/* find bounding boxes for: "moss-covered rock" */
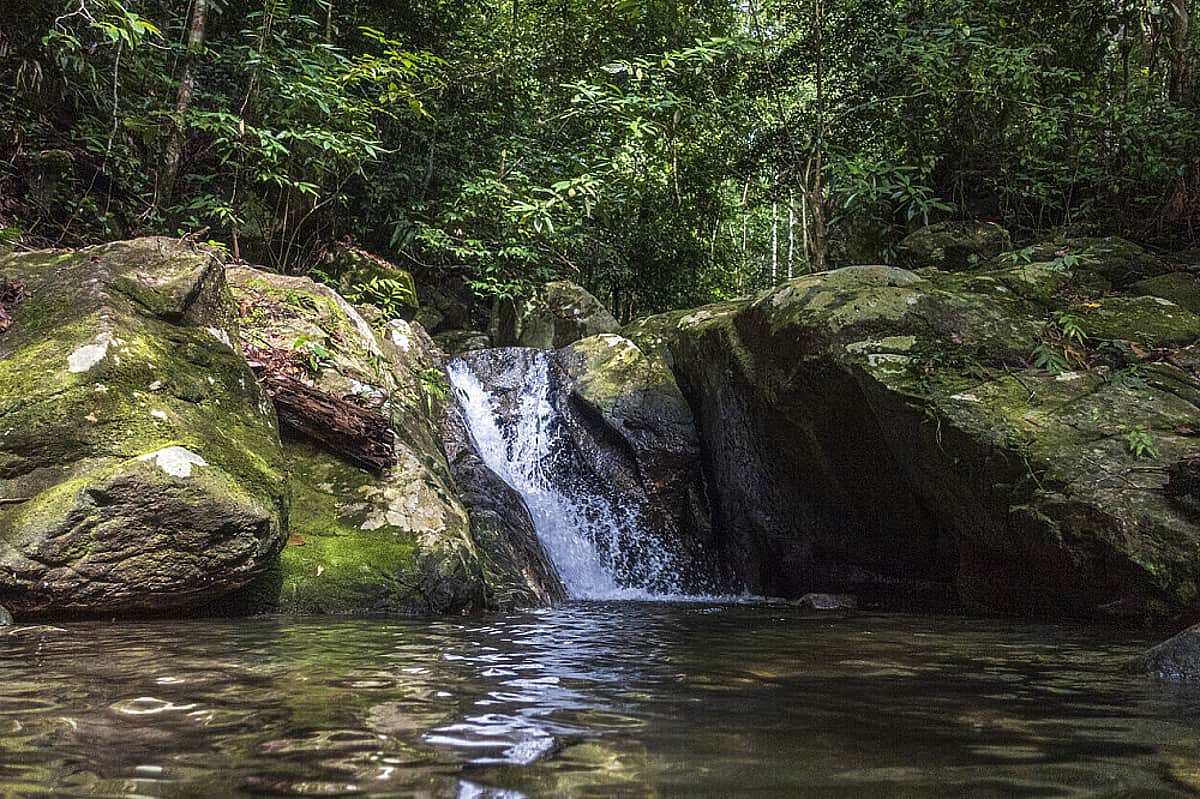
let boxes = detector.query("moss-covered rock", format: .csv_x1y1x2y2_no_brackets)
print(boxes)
553,334,725,592
316,245,418,321
896,221,1012,271
226,266,487,615
0,239,287,618
1132,272,1200,315
1011,236,1173,288
492,280,620,349
627,258,1200,621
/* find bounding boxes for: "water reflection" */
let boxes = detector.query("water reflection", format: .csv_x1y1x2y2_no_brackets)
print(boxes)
0,603,1198,797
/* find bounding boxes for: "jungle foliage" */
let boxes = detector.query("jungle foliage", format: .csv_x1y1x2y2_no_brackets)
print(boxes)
1,0,1197,318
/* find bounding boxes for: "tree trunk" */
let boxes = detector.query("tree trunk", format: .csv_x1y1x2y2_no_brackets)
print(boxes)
810,0,828,271
787,190,795,279
160,0,207,204
1168,0,1191,102
258,372,397,472
771,189,779,284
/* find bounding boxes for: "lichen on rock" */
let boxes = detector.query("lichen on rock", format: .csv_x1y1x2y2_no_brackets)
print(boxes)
0,238,287,618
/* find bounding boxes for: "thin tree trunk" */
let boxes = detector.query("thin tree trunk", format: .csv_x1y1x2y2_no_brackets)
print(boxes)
771,191,778,283
810,0,828,271
787,190,795,279
160,0,207,204
1169,0,1191,102
800,186,811,268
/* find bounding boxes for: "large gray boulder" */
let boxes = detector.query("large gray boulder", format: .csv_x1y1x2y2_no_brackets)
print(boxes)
451,340,725,596
626,257,1200,619
0,239,288,618
492,281,619,349
226,266,485,615
554,334,723,590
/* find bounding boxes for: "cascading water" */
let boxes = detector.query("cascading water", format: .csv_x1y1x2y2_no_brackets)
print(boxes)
448,351,694,600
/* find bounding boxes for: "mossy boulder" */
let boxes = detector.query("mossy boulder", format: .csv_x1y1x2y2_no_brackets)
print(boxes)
1132,272,1200,315
1011,236,1173,288
896,221,1012,271
626,259,1200,620
0,239,287,618
317,245,418,321
227,266,484,615
492,280,620,349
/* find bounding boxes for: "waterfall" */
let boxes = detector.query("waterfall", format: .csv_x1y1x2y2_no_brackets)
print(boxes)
447,351,695,601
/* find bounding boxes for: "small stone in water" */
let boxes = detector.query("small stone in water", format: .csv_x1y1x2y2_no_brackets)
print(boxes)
0,606,12,626
792,593,858,611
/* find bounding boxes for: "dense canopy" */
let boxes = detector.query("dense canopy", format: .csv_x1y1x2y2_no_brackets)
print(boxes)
2,0,1197,317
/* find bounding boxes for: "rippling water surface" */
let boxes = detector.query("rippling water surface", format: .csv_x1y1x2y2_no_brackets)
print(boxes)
3,602,1200,797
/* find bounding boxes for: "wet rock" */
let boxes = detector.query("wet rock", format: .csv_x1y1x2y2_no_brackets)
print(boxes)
896,221,1011,271
792,593,858,611
0,239,287,618
226,267,485,615
625,257,1200,619
553,334,726,591
1137,625,1200,682
0,606,12,626
492,281,619,349
453,344,726,595
442,398,565,609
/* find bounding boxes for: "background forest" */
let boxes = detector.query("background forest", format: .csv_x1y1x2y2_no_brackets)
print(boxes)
1,0,1197,319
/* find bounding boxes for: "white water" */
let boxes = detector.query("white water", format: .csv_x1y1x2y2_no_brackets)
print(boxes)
448,353,704,601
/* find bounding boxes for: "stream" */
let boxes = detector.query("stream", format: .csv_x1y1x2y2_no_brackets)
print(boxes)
3,602,1200,797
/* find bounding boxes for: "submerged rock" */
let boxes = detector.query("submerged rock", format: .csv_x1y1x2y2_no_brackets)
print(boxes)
492,280,619,349
0,239,287,617
626,256,1200,619
0,606,12,626
792,593,858,611
896,221,1012,271
1137,625,1200,682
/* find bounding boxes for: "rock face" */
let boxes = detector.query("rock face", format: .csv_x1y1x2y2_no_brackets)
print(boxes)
1137,625,1200,682
0,239,288,617
451,340,724,595
492,281,620,349
896,221,1012,271
434,329,491,355
626,255,1200,619
442,401,565,609
227,266,484,615
554,334,723,589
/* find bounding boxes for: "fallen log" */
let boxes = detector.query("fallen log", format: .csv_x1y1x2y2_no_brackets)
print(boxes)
257,371,396,472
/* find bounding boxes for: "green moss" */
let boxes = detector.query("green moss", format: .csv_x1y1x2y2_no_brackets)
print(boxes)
1076,296,1200,348
275,440,479,616
1132,272,1200,314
